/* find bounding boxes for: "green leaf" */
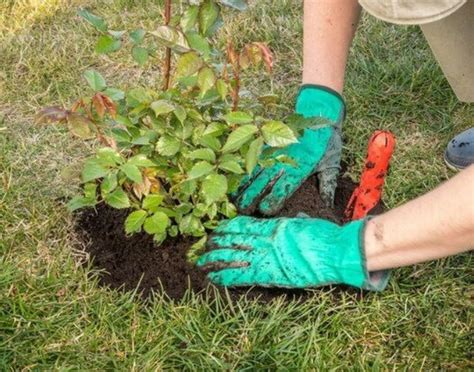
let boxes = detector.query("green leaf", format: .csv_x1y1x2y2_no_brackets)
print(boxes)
82,159,108,182
178,180,197,197
223,111,253,124
186,31,211,59
206,11,223,37
188,161,214,180
84,182,97,199
203,122,226,137
201,173,227,203
199,0,220,36
156,207,178,218
246,137,264,174
168,225,179,237
101,171,118,195
176,52,202,78
130,29,145,44
176,203,193,215
142,194,164,212
188,235,207,262
261,121,298,147
84,69,106,91
67,195,96,212
199,135,221,151
179,214,205,236
192,203,207,217
132,46,149,66
103,87,125,101
153,232,168,245
181,5,199,33
197,67,215,95
128,154,155,167
188,108,203,121
156,135,181,156
143,212,169,234
218,0,247,10
218,160,244,174
105,188,130,209
220,201,237,218
207,202,218,219
95,35,121,54
126,87,152,107
125,210,147,234
150,25,190,52
174,105,187,123
186,148,216,162
120,163,142,183
275,154,298,167
81,182,98,201
216,79,228,100
68,113,93,138
221,124,258,153
227,174,241,193
151,100,174,116
219,153,241,163
96,147,122,167
78,9,107,32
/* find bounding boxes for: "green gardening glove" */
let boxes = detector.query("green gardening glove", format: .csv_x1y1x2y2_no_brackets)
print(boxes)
197,216,390,291
233,85,345,215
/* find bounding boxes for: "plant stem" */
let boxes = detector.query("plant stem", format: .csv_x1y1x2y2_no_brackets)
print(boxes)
226,40,240,111
163,0,172,91
232,68,240,111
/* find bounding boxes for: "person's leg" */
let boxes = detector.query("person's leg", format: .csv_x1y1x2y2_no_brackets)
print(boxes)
303,0,361,93
365,165,474,271
419,1,474,170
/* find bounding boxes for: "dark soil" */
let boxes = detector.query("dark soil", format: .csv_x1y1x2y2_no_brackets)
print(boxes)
75,174,383,302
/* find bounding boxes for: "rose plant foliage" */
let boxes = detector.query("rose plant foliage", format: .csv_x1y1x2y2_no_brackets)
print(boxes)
37,0,313,258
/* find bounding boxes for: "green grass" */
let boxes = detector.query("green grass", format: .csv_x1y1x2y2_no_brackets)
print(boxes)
1,0,473,369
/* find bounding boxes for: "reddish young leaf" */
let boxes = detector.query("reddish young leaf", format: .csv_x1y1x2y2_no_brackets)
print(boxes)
253,42,273,73
92,93,106,118
100,93,117,118
226,40,239,69
35,106,70,124
71,99,86,113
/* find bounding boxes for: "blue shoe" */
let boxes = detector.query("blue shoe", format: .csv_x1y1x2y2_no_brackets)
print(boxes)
444,128,474,171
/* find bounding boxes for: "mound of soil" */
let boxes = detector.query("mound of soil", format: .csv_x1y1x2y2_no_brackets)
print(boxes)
75,175,382,301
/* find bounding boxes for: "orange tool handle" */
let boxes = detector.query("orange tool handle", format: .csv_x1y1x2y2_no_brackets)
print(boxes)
343,130,396,221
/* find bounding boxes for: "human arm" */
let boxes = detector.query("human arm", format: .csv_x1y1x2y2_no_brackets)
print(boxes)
231,0,362,215
302,0,361,92
198,167,474,289
365,165,474,271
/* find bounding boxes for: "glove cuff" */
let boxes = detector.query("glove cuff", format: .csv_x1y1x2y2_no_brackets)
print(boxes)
339,219,391,291
295,84,346,123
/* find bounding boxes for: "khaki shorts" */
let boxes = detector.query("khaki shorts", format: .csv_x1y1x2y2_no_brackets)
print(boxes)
359,0,474,102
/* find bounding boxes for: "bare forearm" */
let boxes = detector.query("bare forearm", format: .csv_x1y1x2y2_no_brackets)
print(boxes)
303,0,361,92
365,166,474,271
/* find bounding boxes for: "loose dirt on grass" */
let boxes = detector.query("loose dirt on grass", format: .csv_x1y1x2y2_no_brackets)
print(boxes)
75,174,383,302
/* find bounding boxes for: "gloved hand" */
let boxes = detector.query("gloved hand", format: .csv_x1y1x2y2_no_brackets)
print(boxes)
233,85,345,215
197,216,389,291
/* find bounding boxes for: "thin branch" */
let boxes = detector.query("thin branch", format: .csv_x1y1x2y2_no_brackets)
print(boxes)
226,40,240,111
163,0,172,91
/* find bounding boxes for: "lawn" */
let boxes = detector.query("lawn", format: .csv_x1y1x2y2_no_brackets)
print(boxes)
0,0,472,369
